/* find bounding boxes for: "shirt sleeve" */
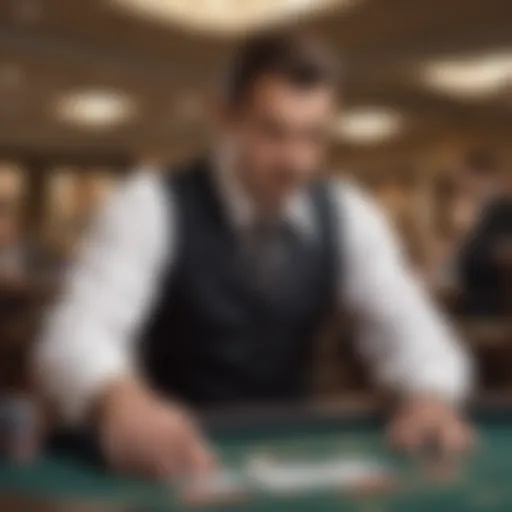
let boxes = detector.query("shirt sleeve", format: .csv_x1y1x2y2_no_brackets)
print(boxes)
34,169,173,423
332,180,473,404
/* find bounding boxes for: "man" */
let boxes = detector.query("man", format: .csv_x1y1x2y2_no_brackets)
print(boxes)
36,33,472,479
454,151,512,316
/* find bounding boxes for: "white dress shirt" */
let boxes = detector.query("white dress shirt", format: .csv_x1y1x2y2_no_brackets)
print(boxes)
36,167,472,422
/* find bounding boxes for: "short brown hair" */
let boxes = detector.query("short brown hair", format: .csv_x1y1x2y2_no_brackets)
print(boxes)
224,31,339,103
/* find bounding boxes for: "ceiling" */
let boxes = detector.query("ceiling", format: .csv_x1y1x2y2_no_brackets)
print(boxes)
0,0,511,164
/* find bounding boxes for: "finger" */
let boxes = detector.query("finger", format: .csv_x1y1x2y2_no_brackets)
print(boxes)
403,428,426,454
113,435,169,480
148,434,183,479
160,425,191,478
158,412,211,478
187,438,217,474
181,417,217,475
388,420,425,454
438,422,473,456
131,411,185,479
179,420,217,475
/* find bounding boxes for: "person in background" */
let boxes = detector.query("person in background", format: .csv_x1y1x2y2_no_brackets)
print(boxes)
0,198,46,464
0,198,27,283
36,32,472,479
454,151,512,317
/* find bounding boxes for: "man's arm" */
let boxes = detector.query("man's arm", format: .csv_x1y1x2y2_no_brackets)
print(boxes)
35,170,214,477
35,169,172,422
332,180,473,452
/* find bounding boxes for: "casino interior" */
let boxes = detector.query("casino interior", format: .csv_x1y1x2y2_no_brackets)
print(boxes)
0,0,512,510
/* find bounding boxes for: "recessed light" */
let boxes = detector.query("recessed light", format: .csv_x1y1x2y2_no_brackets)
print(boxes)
54,89,136,129
421,51,512,99
333,107,403,144
109,0,357,34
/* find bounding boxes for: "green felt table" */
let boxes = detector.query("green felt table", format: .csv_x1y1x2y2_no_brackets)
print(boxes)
2,402,512,511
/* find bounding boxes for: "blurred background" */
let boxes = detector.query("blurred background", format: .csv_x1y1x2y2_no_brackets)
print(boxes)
0,0,511,404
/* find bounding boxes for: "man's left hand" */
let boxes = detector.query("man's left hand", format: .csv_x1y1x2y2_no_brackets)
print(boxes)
387,395,474,455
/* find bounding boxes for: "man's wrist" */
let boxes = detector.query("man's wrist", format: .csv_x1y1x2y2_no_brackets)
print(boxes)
92,378,149,424
399,392,461,415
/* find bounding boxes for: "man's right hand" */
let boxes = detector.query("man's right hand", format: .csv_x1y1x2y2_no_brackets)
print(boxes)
97,380,215,479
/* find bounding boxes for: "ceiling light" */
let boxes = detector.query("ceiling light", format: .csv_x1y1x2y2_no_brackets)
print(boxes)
55,90,136,129
109,0,357,34
334,107,403,144
422,52,512,98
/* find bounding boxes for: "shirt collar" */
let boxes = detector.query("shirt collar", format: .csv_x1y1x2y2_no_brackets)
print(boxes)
212,149,314,239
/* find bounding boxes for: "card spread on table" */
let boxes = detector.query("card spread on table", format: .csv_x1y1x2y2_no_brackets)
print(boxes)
174,456,395,499
248,457,395,492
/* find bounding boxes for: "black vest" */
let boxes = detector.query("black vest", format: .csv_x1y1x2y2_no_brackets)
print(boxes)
140,160,339,408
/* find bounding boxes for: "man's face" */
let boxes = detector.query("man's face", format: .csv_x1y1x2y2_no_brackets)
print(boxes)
220,75,335,209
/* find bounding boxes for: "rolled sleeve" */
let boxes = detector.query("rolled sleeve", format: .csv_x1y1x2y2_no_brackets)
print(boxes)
35,169,172,423
332,180,473,404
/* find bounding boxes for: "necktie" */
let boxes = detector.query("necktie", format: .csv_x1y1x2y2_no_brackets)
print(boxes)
243,218,290,294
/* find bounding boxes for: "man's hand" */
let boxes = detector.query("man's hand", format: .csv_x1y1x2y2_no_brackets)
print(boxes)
97,380,215,479
387,395,474,455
